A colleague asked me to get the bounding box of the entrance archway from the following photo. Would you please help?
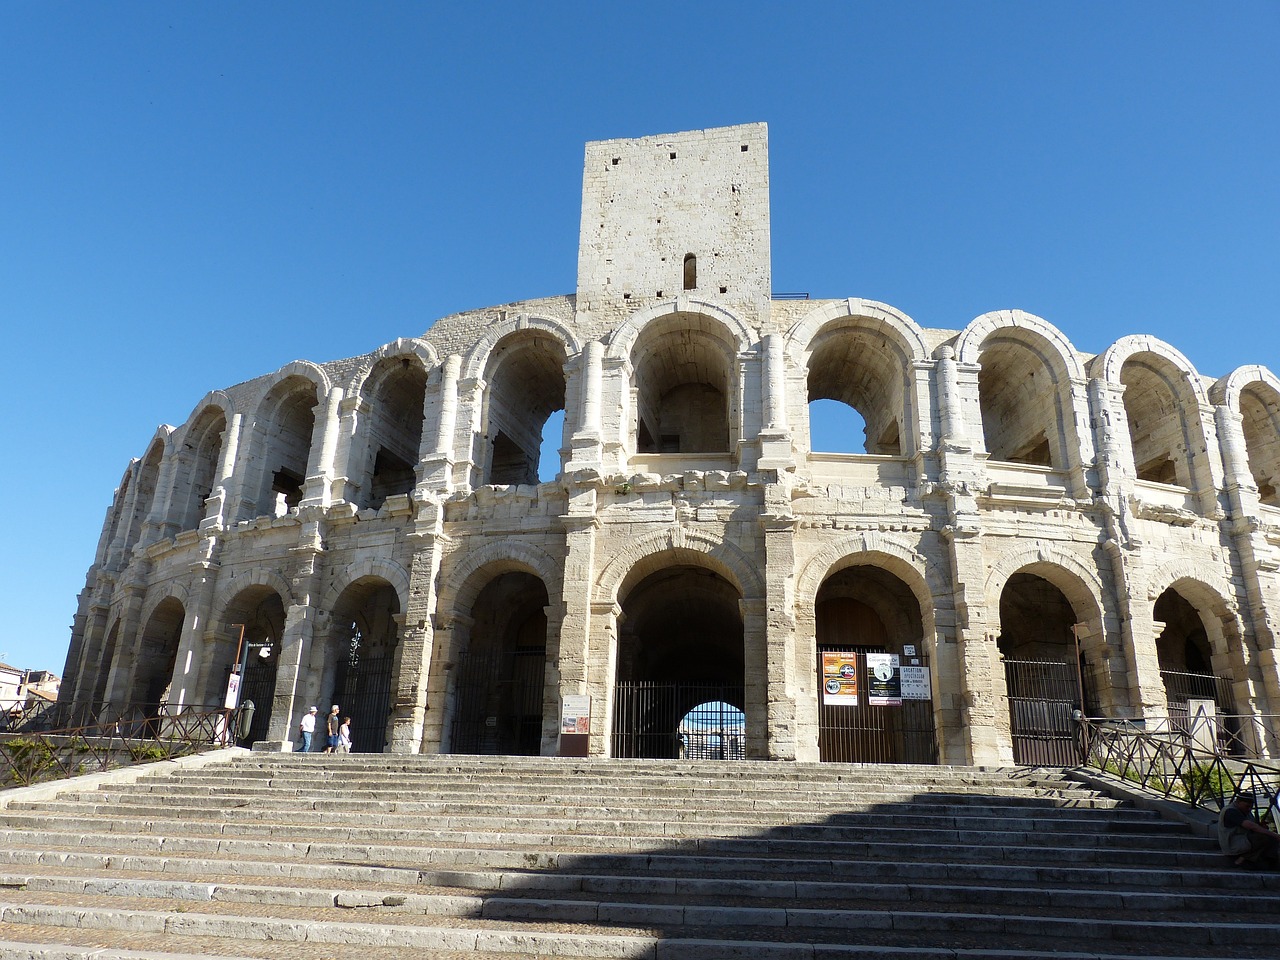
[1155,586,1237,720]
[448,571,548,756]
[323,577,401,753]
[132,598,185,715]
[814,565,936,763]
[612,564,744,758]
[215,587,284,746]
[997,572,1091,764]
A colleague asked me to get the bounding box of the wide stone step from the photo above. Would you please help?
[1,890,1277,957]
[0,810,1208,856]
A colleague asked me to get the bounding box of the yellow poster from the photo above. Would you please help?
[821,652,858,705]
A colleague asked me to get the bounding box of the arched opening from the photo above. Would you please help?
[214,587,284,746]
[806,322,908,456]
[357,357,428,510]
[1155,587,1235,714]
[977,336,1060,466]
[814,564,936,763]
[121,441,164,554]
[683,253,696,290]
[678,700,745,760]
[102,472,132,568]
[247,377,318,519]
[807,399,868,454]
[448,571,548,756]
[483,333,567,486]
[998,572,1093,764]
[1238,381,1280,507]
[538,409,565,482]
[612,563,744,758]
[132,598,185,715]
[1120,356,1195,487]
[633,313,735,455]
[175,408,226,532]
[91,621,121,710]
[322,578,401,753]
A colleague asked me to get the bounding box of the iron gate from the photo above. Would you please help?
[1004,658,1082,765]
[334,646,395,754]
[612,682,746,760]
[1161,669,1242,755]
[449,649,545,756]
[234,654,278,747]
[817,646,938,764]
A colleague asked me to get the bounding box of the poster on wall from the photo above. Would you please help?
[866,653,902,706]
[821,652,859,705]
[899,665,932,701]
[561,694,591,734]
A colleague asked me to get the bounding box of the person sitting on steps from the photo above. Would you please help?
[1218,791,1280,869]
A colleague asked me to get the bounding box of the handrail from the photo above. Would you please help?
[0,704,236,790]
[1078,713,1280,814]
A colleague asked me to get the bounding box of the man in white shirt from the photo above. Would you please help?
[297,706,318,753]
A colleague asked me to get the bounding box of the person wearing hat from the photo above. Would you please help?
[297,706,318,753]
[1218,791,1280,868]
[323,704,341,753]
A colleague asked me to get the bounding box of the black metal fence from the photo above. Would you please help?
[333,650,395,754]
[1004,658,1083,765]
[0,703,234,790]
[612,682,746,760]
[449,650,545,756]
[817,647,937,764]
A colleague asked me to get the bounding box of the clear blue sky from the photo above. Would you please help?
[0,3,1275,674]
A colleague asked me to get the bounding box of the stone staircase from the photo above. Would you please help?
[0,752,1275,960]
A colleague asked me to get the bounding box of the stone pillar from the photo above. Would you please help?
[142,442,182,542]
[260,599,318,751]
[102,575,150,708]
[329,394,368,505]
[760,479,799,760]
[387,501,449,753]
[741,596,772,759]
[558,489,601,753]
[935,347,968,450]
[201,412,243,530]
[758,334,793,471]
[302,387,344,509]
[168,549,222,708]
[420,354,462,492]
[567,342,604,472]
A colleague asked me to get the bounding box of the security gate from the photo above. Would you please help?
[1004,659,1082,765]
[612,682,746,760]
[817,646,937,764]
[334,645,395,754]
[449,649,545,756]
[233,655,277,746]
[1162,669,1241,754]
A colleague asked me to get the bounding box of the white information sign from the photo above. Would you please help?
[561,694,591,734]
[899,665,932,701]
[223,672,241,710]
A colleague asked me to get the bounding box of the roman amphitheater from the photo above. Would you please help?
[59,123,1280,767]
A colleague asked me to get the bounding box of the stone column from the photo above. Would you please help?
[143,442,182,542]
[558,489,600,753]
[741,596,771,759]
[302,387,344,509]
[420,355,462,492]
[202,412,243,530]
[758,334,793,471]
[330,394,367,505]
[387,502,449,753]
[260,599,318,750]
[567,342,604,472]
[102,575,150,709]
[168,549,222,708]
[760,481,799,760]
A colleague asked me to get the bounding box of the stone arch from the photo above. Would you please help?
[593,526,765,606]
[785,298,930,366]
[459,315,581,382]
[956,310,1085,381]
[1093,335,1209,404]
[1213,365,1280,505]
[958,311,1088,474]
[796,532,947,627]
[241,365,328,518]
[131,592,188,710]
[139,581,192,629]
[470,326,570,486]
[347,348,432,509]
[211,568,295,620]
[171,400,231,533]
[788,301,930,458]
[347,338,439,396]
[982,541,1108,628]
[319,557,412,615]
[438,539,564,620]
[605,297,755,361]
[173,391,236,447]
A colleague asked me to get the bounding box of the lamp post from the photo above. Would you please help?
[223,623,273,711]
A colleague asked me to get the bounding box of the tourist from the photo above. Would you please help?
[323,704,341,753]
[297,705,318,753]
[1218,792,1280,868]
[337,716,352,754]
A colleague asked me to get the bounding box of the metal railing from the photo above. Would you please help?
[1079,713,1280,813]
[0,703,235,790]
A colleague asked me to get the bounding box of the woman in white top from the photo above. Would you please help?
[337,717,352,754]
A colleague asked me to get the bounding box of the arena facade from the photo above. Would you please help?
[60,123,1280,765]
